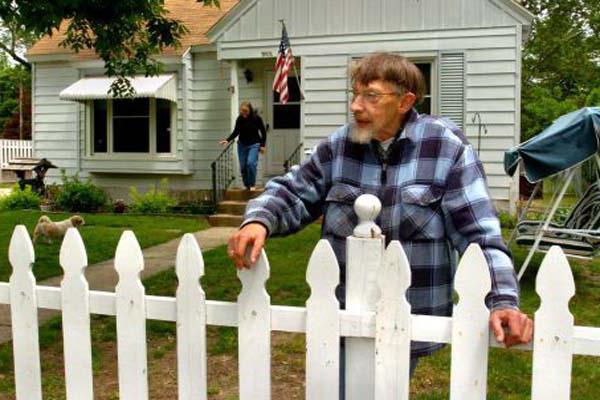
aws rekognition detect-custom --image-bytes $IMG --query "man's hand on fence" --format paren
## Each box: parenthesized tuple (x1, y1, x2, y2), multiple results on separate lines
(489, 308, 533, 347)
(227, 223, 268, 269)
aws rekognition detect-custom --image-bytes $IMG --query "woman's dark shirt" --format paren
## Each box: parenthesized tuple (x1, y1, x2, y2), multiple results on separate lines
(226, 114, 267, 146)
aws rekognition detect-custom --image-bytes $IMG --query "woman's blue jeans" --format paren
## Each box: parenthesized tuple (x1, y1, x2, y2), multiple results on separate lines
(237, 142, 260, 188)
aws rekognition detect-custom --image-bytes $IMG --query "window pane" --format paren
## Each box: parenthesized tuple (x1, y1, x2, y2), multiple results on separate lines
(273, 104, 300, 129)
(415, 63, 431, 96)
(156, 99, 172, 153)
(415, 97, 431, 115)
(93, 101, 107, 153)
(273, 76, 301, 103)
(113, 98, 149, 116)
(113, 117, 149, 152)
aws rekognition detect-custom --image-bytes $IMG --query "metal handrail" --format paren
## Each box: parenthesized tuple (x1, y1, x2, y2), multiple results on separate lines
(283, 142, 304, 173)
(211, 141, 236, 208)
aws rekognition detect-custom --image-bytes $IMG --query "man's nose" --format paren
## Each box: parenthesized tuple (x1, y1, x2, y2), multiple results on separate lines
(350, 98, 363, 113)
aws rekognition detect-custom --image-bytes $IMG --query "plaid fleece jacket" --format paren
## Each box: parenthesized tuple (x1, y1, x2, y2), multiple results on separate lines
(243, 109, 519, 356)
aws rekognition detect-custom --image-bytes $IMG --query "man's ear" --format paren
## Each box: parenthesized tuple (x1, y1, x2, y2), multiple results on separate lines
(397, 92, 417, 114)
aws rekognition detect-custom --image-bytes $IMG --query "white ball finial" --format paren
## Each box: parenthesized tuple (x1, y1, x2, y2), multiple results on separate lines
(353, 194, 382, 238)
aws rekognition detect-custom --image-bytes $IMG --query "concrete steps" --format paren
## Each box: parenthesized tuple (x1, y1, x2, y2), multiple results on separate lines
(208, 188, 264, 227)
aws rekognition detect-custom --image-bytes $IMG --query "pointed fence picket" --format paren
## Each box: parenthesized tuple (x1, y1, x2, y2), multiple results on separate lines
(1, 195, 600, 399)
(60, 229, 93, 400)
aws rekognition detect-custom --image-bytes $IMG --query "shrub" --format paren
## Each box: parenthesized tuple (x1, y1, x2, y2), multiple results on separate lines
(129, 179, 176, 214)
(55, 171, 108, 212)
(497, 211, 516, 229)
(0, 184, 41, 210)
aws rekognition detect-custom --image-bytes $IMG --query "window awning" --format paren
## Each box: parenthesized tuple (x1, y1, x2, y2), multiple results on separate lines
(59, 74, 177, 103)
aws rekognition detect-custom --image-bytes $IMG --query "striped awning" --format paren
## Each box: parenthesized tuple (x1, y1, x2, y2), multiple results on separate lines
(59, 74, 177, 103)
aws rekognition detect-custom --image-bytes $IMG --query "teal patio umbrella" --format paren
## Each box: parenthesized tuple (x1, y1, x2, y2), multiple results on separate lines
(504, 107, 600, 183)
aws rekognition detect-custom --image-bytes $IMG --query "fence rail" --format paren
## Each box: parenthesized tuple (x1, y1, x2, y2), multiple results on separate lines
(2, 195, 600, 399)
(0, 139, 33, 169)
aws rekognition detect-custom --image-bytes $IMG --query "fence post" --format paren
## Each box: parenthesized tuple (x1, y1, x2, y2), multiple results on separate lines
(345, 194, 384, 400)
(306, 239, 340, 399)
(8, 226, 42, 400)
(531, 246, 575, 400)
(60, 228, 94, 400)
(237, 249, 271, 400)
(115, 231, 149, 400)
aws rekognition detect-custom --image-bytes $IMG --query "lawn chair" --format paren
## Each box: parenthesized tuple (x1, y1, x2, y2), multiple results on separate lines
(513, 178, 600, 257)
(505, 107, 600, 279)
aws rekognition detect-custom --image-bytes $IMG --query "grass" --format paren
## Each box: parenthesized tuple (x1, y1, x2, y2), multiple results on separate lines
(0, 218, 599, 398)
(0, 210, 209, 282)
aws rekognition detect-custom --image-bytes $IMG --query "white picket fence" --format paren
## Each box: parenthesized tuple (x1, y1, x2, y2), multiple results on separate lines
(1, 196, 600, 399)
(0, 139, 33, 168)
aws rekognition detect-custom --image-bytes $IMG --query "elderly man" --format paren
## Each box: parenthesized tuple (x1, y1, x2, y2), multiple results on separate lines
(228, 53, 532, 380)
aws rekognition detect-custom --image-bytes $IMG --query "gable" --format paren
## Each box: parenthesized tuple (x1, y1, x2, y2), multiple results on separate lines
(208, 0, 533, 43)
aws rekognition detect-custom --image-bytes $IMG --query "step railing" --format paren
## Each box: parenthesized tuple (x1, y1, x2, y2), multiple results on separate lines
(211, 141, 236, 208)
(283, 142, 303, 173)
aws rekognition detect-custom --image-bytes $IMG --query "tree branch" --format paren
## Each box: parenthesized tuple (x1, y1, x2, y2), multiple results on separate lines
(0, 41, 30, 69)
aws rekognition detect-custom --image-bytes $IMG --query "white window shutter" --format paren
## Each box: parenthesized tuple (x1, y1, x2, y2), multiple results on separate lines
(439, 52, 465, 130)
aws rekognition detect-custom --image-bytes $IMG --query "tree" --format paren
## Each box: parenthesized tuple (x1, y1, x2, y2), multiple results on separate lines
(0, 0, 220, 95)
(0, 62, 30, 139)
(521, 0, 600, 140)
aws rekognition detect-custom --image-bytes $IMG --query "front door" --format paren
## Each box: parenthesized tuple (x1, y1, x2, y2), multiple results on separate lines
(264, 71, 301, 176)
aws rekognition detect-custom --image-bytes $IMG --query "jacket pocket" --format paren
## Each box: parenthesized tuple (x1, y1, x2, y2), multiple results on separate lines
(399, 184, 444, 240)
(323, 183, 363, 239)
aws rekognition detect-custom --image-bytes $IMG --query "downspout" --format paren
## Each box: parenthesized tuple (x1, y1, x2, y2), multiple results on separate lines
(182, 48, 191, 175)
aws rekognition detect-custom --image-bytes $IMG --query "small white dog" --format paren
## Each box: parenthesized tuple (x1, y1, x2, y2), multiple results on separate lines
(33, 215, 85, 244)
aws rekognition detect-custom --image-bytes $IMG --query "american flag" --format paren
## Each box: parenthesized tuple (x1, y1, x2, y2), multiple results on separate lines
(272, 25, 294, 104)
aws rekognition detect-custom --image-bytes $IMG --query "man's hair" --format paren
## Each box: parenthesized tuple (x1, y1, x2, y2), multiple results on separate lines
(351, 53, 426, 104)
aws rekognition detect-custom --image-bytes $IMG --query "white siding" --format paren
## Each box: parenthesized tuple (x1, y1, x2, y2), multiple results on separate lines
(296, 26, 519, 205)
(187, 53, 232, 189)
(33, 64, 80, 179)
(221, 0, 523, 41)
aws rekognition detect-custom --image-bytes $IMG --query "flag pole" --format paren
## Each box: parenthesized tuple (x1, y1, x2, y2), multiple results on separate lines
(278, 19, 305, 101)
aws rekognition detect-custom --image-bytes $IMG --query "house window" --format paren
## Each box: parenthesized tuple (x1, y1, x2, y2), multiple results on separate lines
(273, 76, 301, 129)
(414, 62, 432, 115)
(348, 58, 437, 116)
(90, 98, 174, 155)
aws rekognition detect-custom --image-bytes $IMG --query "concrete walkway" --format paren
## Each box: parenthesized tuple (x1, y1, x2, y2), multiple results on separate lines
(0, 226, 237, 344)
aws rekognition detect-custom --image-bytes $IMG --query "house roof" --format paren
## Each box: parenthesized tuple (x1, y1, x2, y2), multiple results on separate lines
(27, 0, 240, 60)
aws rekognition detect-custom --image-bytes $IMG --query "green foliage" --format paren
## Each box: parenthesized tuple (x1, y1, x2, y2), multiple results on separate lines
(521, 86, 579, 140)
(0, 0, 219, 96)
(0, 184, 40, 210)
(586, 88, 600, 106)
(521, 0, 600, 140)
(0, 63, 30, 139)
(497, 211, 517, 229)
(129, 179, 177, 214)
(55, 170, 108, 212)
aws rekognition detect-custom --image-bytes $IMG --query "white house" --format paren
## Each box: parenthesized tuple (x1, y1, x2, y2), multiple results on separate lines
(27, 0, 533, 212)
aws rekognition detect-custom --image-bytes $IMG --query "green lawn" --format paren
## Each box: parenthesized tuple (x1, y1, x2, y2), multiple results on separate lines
(0, 219, 599, 398)
(0, 210, 209, 282)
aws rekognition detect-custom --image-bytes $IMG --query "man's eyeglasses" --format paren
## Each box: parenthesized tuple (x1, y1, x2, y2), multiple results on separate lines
(348, 89, 401, 104)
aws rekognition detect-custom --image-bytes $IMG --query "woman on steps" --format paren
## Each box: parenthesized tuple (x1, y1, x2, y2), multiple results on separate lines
(220, 101, 267, 190)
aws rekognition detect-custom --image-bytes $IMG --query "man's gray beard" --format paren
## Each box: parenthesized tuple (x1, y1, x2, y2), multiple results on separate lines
(350, 123, 375, 144)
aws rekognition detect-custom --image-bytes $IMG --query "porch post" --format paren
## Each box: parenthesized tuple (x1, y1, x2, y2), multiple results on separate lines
(229, 60, 240, 188)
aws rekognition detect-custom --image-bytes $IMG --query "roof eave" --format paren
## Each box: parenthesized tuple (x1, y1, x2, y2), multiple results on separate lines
(206, 0, 255, 43)
(493, 0, 535, 25)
